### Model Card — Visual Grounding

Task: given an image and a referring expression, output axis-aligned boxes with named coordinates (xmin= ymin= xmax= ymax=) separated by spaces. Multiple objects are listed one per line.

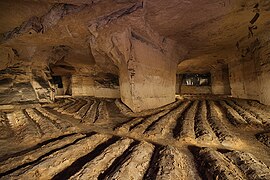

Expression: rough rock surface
xmin=1 ymin=0 xmax=269 ymax=111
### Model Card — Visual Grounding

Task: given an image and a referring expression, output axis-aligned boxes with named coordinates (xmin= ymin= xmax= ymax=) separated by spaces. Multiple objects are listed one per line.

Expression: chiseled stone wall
xmin=229 ymin=58 xmax=261 ymax=101
xmin=229 ymin=38 xmax=270 ymax=105
xmin=259 ymin=65 xmax=270 ymax=105
xmin=72 ymin=75 xmax=120 ymax=98
xmin=211 ymin=65 xmax=231 ymax=95
xmin=119 ymin=38 xmax=177 ymax=112
xmin=89 ymin=22 xmax=180 ymax=112
xmin=257 ymin=40 xmax=270 ymax=105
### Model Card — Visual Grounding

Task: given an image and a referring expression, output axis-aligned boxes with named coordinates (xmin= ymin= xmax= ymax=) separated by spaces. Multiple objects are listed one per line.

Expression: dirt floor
xmin=0 ymin=96 xmax=270 ymax=179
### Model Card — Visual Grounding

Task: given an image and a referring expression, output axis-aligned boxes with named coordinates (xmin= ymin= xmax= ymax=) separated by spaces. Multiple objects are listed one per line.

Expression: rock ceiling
xmin=0 ymin=0 xmax=270 ymax=74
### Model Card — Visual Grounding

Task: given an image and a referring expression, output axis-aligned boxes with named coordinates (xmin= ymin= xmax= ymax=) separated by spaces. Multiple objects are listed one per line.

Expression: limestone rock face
xmin=0 ymin=0 xmax=270 ymax=110
xmin=89 ymin=19 xmax=180 ymax=111
xmin=0 ymin=63 xmax=37 ymax=104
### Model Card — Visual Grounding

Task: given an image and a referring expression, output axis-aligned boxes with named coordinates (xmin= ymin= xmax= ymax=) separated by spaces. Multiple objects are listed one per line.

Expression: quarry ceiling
xmin=1 ymin=0 xmax=269 ymax=74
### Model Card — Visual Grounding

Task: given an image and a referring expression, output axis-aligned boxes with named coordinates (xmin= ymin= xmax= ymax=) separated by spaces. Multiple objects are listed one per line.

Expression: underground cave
xmin=0 ymin=0 xmax=270 ymax=179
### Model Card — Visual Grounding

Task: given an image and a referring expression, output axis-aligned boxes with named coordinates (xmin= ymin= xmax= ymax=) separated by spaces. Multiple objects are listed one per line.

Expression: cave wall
xmin=257 ymin=39 xmax=270 ymax=105
xmin=72 ymin=75 xmax=120 ymax=98
xmin=259 ymin=64 xmax=270 ymax=105
xmin=229 ymin=58 xmax=260 ymax=100
xmin=0 ymin=48 xmax=38 ymax=104
xmin=0 ymin=64 xmax=37 ymax=105
xmin=229 ymin=60 xmax=246 ymax=99
xmin=31 ymin=68 xmax=52 ymax=102
xmin=229 ymin=37 xmax=270 ymax=105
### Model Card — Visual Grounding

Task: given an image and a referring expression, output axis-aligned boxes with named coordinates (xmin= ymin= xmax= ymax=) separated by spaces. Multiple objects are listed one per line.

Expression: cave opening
xmin=50 ymin=75 xmax=72 ymax=96
xmin=176 ymin=73 xmax=213 ymax=95
xmin=51 ymin=76 xmax=63 ymax=88
xmin=182 ymin=73 xmax=211 ymax=86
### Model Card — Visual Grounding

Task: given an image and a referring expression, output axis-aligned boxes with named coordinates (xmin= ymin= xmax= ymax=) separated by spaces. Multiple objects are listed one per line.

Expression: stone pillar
xmin=175 ymin=74 xmax=182 ymax=95
xmin=89 ymin=27 xmax=179 ymax=112
xmin=87 ymin=3 xmax=182 ymax=111
xmin=211 ymin=64 xmax=231 ymax=95
xmin=118 ymin=37 xmax=178 ymax=112
xmin=228 ymin=60 xmax=246 ymax=98
xmin=259 ymin=65 xmax=270 ymax=105
xmin=61 ymin=76 xmax=72 ymax=95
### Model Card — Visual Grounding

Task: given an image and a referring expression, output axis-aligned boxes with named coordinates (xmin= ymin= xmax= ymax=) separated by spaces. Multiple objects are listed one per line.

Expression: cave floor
xmin=0 ymin=97 xmax=270 ymax=179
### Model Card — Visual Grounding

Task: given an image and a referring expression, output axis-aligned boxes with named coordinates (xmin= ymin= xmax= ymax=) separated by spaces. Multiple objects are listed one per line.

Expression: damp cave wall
xmin=228 ymin=38 xmax=270 ymax=105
